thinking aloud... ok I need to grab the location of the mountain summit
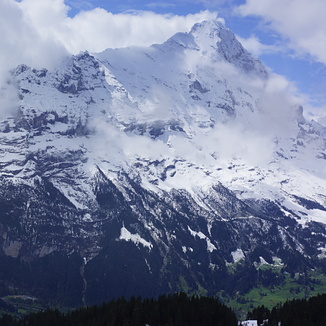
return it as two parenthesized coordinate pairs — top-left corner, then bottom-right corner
(0, 19), (325, 307)
(189, 20), (268, 77)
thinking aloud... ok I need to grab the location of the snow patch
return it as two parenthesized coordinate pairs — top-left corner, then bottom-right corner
(317, 247), (326, 259)
(272, 256), (284, 267)
(119, 226), (153, 250)
(82, 213), (93, 222)
(241, 321), (258, 326)
(231, 249), (245, 263)
(188, 226), (217, 252)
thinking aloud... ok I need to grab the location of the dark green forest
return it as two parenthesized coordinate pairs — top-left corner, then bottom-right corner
(2, 292), (326, 326)
(0, 293), (237, 326)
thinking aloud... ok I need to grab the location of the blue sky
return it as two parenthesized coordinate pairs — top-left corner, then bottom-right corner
(1, 0), (326, 120)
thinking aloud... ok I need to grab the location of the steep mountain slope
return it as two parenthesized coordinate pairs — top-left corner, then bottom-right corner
(0, 20), (325, 307)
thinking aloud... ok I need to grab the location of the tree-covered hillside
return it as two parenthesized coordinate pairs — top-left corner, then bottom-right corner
(0, 292), (237, 326)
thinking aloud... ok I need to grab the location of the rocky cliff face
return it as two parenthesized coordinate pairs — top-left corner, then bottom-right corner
(0, 20), (325, 307)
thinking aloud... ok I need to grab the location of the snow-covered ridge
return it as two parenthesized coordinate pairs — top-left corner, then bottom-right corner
(0, 19), (325, 225)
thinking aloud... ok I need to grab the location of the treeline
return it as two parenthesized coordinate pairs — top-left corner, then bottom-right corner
(247, 293), (326, 326)
(0, 292), (237, 326)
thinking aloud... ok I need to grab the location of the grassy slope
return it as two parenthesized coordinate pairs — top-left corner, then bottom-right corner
(223, 270), (326, 318)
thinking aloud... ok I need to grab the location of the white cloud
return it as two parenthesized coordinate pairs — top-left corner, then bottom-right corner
(236, 0), (326, 65)
(0, 0), (216, 114)
(0, 0), (68, 74)
(236, 34), (280, 56)
(210, 122), (274, 165)
(61, 9), (217, 53)
(0, 0), (69, 115)
(305, 104), (326, 126)
(0, 79), (20, 120)
(0, 0), (217, 75)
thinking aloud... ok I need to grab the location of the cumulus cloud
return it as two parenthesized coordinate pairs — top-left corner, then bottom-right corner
(0, 0), (216, 71)
(0, 0), (68, 115)
(0, 0), (216, 114)
(61, 9), (217, 52)
(236, 0), (326, 65)
(0, 0), (68, 77)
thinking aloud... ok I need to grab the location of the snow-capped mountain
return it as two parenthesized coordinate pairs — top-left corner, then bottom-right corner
(0, 20), (325, 306)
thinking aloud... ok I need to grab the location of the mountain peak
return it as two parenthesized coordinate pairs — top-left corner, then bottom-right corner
(190, 19), (225, 42)
(192, 20), (268, 77)
(162, 19), (226, 52)
(163, 19), (268, 78)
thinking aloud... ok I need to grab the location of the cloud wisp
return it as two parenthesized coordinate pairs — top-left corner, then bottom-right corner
(236, 0), (326, 65)
(236, 34), (281, 57)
